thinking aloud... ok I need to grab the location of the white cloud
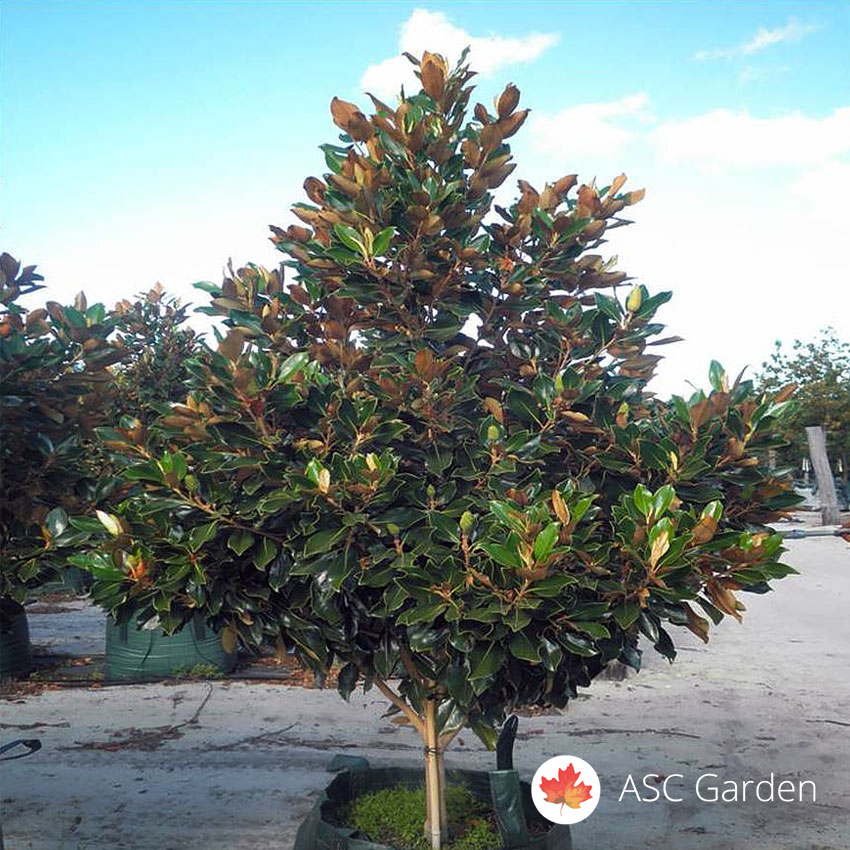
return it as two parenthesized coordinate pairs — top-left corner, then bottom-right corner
(530, 93), (653, 160)
(523, 95), (850, 395)
(609, 177), (850, 396)
(737, 64), (789, 86)
(650, 107), (850, 169)
(11, 192), (287, 336)
(789, 159), (850, 223)
(361, 9), (559, 100)
(694, 18), (819, 61)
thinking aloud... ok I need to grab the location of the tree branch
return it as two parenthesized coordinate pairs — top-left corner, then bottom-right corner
(438, 725), (463, 749)
(373, 675), (425, 735)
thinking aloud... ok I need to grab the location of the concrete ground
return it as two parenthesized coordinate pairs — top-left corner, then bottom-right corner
(1, 517), (848, 850)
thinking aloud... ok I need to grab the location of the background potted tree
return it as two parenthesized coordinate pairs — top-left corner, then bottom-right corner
(76, 285), (238, 680)
(78, 51), (800, 847)
(100, 285), (236, 680)
(0, 252), (126, 677)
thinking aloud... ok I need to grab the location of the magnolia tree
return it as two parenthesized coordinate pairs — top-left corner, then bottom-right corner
(0, 258), (201, 620)
(112, 284), (202, 423)
(81, 53), (799, 848)
(0, 253), (127, 621)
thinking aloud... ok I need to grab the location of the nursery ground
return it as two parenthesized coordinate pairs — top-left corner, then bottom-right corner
(1, 515), (848, 850)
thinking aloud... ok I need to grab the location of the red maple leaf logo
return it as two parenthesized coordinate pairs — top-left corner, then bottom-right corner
(539, 763), (594, 813)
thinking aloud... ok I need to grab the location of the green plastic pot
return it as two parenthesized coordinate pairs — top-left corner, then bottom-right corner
(0, 598), (33, 679)
(295, 761), (572, 850)
(105, 612), (236, 680)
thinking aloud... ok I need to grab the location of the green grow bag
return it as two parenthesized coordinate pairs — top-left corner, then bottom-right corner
(295, 762), (572, 850)
(0, 599), (33, 679)
(105, 613), (236, 680)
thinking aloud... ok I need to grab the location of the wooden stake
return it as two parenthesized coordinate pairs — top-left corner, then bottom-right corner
(437, 745), (448, 833)
(423, 698), (445, 850)
(805, 426), (841, 525)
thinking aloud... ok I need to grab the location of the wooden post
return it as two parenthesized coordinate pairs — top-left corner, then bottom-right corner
(805, 426), (840, 525)
(423, 698), (446, 850)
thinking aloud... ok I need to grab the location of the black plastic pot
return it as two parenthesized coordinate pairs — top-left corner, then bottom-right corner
(295, 761), (572, 850)
(105, 612), (237, 680)
(0, 598), (33, 679)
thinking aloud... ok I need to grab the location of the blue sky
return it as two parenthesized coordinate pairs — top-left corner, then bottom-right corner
(3, 1), (849, 394)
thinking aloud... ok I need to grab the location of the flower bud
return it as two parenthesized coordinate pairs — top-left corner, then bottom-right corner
(626, 286), (642, 313)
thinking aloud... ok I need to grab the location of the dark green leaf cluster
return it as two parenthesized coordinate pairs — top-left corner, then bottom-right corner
(0, 253), (127, 620)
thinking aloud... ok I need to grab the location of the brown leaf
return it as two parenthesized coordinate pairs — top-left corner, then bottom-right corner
(496, 83), (520, 118)
(347, 114), (374, 142)
(292, 206), (319, 225)
(286, 226), (312, 244)
(330, 97), (373, 141)
(303, 177), (326, 204)
(706, 581), (744, 622)
(577, 184), (600, 215)
(289, 285), (312, 306)
(553, 174), (578, 196)
(690, 516), (718, 545)
(483, 397), (504, 424)
(486, 163), (516, 189)
(478, 123), (503, 152)
(366, 92), (394, 115)
(649, 529), (670, 569)
(582, 220), (606, 240)
(624, 188), (646, 205)
(327, 174), (361, 196)
(420, 51), (447, 100)
(551, 489), (570, 524)
(609, 174), (627, 196)
(480, 153), (512, 178)
(498, 108), (529, 139)
(218, 329), (245, 362)
(462, 138), (481, 167)
(516, 180), (539, 214)
(689, 399), (714, 432)
(330, 97), (359, 131)
(710, 391), (730, 417)
(421, 213), (444, 236)
(414, 347), (435, 379)
(323, 320), (346, 340)
(684, 603), (710, 643)
(560, 410), (590, 424)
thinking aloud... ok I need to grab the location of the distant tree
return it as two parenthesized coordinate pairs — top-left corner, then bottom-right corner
(112, 284), (202, 423)
(757, 328), (850, 482)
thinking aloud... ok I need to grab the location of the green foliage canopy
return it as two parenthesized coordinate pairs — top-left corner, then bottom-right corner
(80, 52), (800, 746)
(0, 253), (126, 617)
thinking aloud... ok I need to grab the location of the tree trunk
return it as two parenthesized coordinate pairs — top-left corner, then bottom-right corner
(423, 697), (447, 850)
(805, 426), (841, 525)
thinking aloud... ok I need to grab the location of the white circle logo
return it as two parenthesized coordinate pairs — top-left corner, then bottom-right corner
(531, 755), (601, 824)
